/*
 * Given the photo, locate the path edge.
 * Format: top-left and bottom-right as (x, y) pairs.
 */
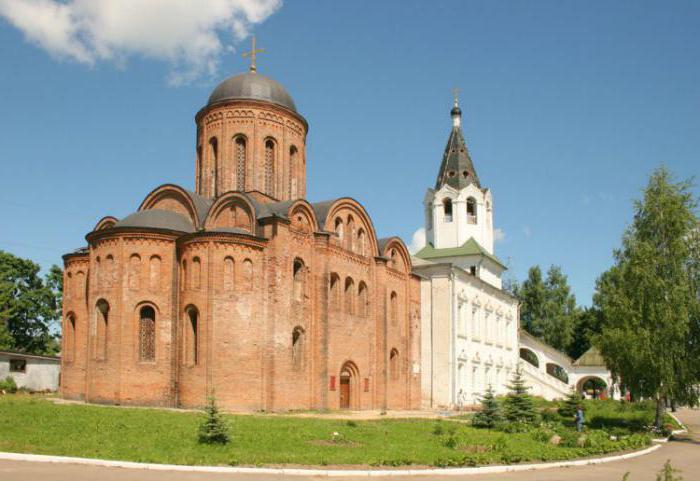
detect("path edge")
(0, 444), (663, 477)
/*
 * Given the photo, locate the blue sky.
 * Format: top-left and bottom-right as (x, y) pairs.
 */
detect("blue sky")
(0, 0), (698, 305)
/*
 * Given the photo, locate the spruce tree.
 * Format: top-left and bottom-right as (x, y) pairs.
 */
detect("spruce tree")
(502, 367), (538, 424)
(198, 396), (230, 444)
(558, 388), (583, 419)
(472, 385), (502, 429)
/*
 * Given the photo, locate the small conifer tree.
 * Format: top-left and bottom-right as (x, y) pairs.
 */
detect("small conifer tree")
(198, 396), (230, 444)
(502, 367), (538, 424)
(558, 388), (583, 418)
(472, 385), (502, 429)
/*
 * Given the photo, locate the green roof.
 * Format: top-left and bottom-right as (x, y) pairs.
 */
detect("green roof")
(573, 347), (607, 367)
(415, 238), (506, 268)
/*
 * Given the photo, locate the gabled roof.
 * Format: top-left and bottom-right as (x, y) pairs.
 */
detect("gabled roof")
(414, 237), (506, 268)
(435, 125), (481, 191)
(573, 347), (606, 367)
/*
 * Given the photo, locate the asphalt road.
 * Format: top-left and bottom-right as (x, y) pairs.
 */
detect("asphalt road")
(0, 409), (698, 481)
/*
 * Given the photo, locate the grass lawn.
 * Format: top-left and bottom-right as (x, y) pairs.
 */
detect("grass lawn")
(0, 395), (654, 468)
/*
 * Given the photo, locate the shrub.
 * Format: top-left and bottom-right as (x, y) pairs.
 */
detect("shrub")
(432, 422), (444, 435)
(198, 397), (230, 445)
(558, 389), (583, 418)
(0, 376), (17, 393)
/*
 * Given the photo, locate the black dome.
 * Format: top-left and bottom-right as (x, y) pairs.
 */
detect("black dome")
(207, 72), (296, 112)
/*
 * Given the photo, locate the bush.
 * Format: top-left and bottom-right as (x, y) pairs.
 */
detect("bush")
(472, 385), (502, 429)
(502, 368), (538, 424)
(0, 376), (17, 393)
(198, 397), (230, 445)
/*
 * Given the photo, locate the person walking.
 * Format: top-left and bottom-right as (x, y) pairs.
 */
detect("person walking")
(575, 405), (585, 432)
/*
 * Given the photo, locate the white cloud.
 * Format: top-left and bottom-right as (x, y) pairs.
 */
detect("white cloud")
(0, 0), (282, 84)
(493, 227), (505, 243)
(408, 227), (426, 254)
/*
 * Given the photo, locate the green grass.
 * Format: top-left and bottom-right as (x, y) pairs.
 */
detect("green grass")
(0, 395), (653, 468)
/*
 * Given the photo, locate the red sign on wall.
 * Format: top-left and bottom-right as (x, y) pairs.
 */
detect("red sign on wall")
(364, 378), (370, 392)
(329, 375), (336, 391)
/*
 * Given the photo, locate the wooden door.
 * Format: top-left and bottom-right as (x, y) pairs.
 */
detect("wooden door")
(339, 376), (350, 409)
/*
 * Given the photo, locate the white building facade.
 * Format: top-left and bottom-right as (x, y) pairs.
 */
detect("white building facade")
(414, 99), (617, 408)
(414, 99), (520, 408)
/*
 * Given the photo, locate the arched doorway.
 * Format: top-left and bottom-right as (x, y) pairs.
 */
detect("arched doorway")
(577, 376), (608, 399)
(339, 361), (359, 409)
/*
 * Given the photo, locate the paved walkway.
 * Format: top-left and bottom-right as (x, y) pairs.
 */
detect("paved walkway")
(0, 409), (697, 481)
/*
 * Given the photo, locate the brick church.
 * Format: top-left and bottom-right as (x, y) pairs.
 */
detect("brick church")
(60, 53), (422, 411)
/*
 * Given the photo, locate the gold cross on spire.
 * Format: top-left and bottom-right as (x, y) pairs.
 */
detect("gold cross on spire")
(452, 87), (460, 106)
(242, 35), (265, 73)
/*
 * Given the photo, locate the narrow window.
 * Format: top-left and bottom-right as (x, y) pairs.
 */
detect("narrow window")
(192, 257), (201, 290)
(242, 259), (253, 290)
(357, 229), (366, 256)
(209, 137), (219, 196)
(235, 136), (246, 191)
(289, 146), (298, 198)
(344, 277), (355, 315)
(139, 306), (156, 362)
(346, 216), (355, 251)
(469, 266), (477, 276)
(467, 197), (477, 224)
(390, 349), (399, 380)
(105, 255), (115, 288)
(181, 260), (187, 291)
(264, 139), (275, 197)
(358, 282), (368, 318)
(443, 198), (453, 222)
(334, 218), (344, 241)
(185, 307), (199, 366)
(149, 256), (161, 291)
(65, 315), (76, 363)
(129, 254), (141, 289)
(292, 326), (305, 366)
(9, 359), (26, 373)
(293, 259), (305, 302)
(330, 273), (340, 310)
(95, 300), (109, 360)
(223, 256), (235, 292)
(390, 291), (398, 325)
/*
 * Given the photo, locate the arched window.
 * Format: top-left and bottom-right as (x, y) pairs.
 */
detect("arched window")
(181, 260), (187, 291)
(443, 198), (453, 222)
(234, 136), (246, 191)
(95, 256), (101, 289)
(264, 138), (275, 197)
(390, 291), (398, 325)
(139, 306), (156, 362)
(65, 314), (76, 364)
(149, 256), (161, 291)
(357, 229), (366, 256)
(344, 277), (355, 315)
(329, 273), (340, 310)
(128, 254), (141, 289)
(192, 257), (201, 290)
(223, 256), (235, 292)
(519, 348), (539, 368)
(242, 259), (253, 290)
(467, 197), (477, 224)
(346, 216), (355, 251)
(334, 218), (344, 241)
(105, 255), (115, 287)
(390, 349), (399, 381)
(289, 146), (298, 198)
(75, 271), (85, 299)
(292, 326), (305, 366)
(293, 258), (306, 302)
(546, 363), (569, 384)
(197, 145), (203, 193)
(209, 137), (219, 196)
(358, 282), (368, 318)
(95, 300), (109, 360)
(185, 306), (199, 366)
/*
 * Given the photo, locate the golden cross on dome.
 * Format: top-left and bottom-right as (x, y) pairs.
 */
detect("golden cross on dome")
(242, 35), (265, 73)
(452, 87), (460, 105)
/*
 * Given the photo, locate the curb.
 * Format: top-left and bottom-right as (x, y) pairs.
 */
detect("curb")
(0, 444), (662, 477)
